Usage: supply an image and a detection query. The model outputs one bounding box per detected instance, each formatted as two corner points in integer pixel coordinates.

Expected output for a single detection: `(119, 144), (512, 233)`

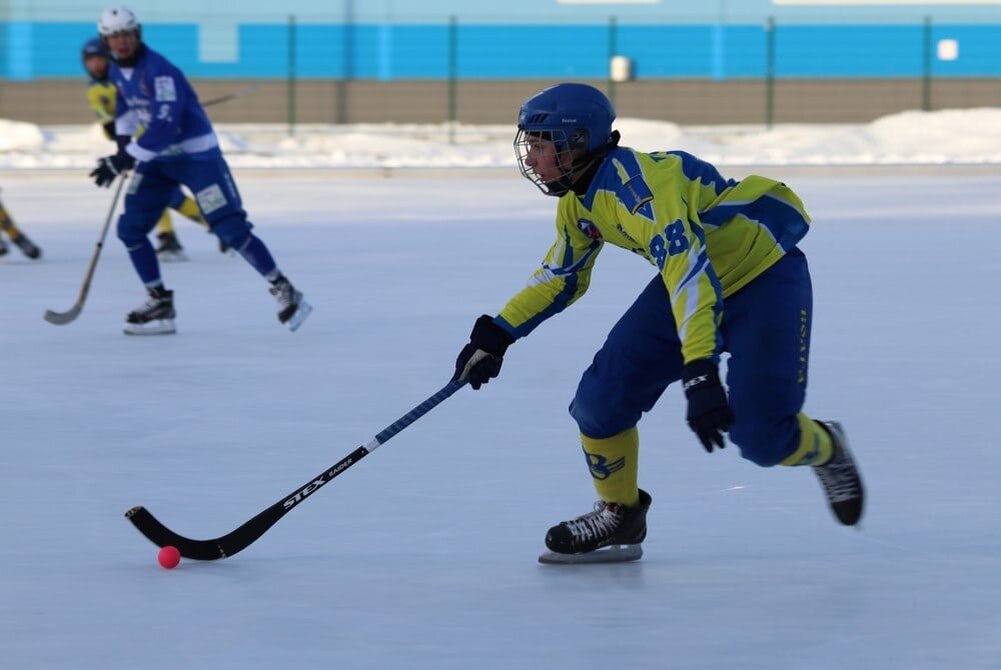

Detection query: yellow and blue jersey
(496, 148), (811, 364)
(86, 79), (117, 139)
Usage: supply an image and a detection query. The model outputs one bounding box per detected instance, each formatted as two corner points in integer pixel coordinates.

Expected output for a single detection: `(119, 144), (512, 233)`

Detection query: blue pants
(569, 248), (813, 467)
(117, 153), (251, 248)
(116, 152), (277, 286)
(166, 186), (188, 211)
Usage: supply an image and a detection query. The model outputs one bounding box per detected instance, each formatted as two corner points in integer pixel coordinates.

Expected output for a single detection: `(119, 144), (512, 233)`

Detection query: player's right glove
(90, 149), (135, 188)
(682, 358), (733, 453)
(452, 315), (515, 390)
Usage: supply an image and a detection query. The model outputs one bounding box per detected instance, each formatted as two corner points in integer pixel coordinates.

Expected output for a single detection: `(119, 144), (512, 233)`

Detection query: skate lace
(269, 280), (294, 307)
(135, 294), (166, 313)
(815, 457), (857, 503)
(563, 502), (622, 547)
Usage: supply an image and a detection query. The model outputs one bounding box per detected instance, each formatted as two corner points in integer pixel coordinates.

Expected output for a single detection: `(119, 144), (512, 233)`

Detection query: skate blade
(124, 319), (177, 336)
(157, 250), (189, 263)
(538, 543), (643, 565)
(285, 299), (313, 332)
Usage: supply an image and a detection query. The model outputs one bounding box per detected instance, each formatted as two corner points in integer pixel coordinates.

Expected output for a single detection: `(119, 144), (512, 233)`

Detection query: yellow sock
(154, 211), (174, 235)
(581, 427), (640, 506)
(0, 206), (19, 238)
(780, 413), (833, 466)
(177, 197), (207, 226)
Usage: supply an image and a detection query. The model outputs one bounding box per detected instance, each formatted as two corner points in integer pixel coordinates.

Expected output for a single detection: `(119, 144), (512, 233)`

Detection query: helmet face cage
(514, 83), (616, 197)
(514, 127), (586, 197)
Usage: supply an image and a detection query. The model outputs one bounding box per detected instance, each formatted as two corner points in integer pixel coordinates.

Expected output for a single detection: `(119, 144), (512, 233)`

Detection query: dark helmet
(82, 36), (109, 61)
(81, 36), (110, 78)
(514, 83), (617, 196)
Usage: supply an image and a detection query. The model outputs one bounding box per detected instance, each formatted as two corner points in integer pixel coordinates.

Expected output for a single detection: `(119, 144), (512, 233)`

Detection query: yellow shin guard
(780, 413), (834, 466)
(153, 211), (175, 234)
(581, 427), (640, 506)
(177, 197), (207, 226)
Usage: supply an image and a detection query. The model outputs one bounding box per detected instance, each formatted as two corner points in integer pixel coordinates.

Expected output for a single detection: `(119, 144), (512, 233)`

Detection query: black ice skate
(812, 421), (865, 526)
(539, 489), (652, 564)
(124, 287), (176, 335)
(155, 231), (188, 263)
(269, 275), (312, 332)
(10, 233), (41, 259)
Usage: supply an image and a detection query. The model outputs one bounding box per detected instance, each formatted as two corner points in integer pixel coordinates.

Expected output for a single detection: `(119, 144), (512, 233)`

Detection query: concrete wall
(2, 78), (999, 126)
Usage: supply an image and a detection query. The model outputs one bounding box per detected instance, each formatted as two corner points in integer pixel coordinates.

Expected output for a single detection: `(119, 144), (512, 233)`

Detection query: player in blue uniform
(82, 36), (214, 263)
(452, 83), (864, 563)
(90, 6), (311, 335)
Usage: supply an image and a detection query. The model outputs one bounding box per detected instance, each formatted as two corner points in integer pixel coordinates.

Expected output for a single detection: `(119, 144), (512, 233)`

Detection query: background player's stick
(202, 84), (260, 108)
(43, 173), (127, 325)
(126, 379), (467, 560)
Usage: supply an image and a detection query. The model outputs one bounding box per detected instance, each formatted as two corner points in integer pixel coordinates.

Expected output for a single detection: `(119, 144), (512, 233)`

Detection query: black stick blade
(44, 305), (82, 325)
(125, 506), (229, 561)
(122, 382), (466, 562)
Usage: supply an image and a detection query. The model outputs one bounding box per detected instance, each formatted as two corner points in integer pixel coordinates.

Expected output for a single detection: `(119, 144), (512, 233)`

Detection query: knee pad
(116, 214), (148, 247)
(209, 214), (252, 249)
(569, 387), (640, 441)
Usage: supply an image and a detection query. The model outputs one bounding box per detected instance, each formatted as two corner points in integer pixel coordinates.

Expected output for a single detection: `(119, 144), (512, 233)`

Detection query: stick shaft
(202, 85), (260, 108)
(44, 174), (127, 325)
(126, 379), (467, 560)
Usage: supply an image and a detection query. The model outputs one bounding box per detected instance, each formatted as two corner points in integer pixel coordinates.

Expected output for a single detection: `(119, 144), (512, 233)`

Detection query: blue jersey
(109, 45), (218, 162)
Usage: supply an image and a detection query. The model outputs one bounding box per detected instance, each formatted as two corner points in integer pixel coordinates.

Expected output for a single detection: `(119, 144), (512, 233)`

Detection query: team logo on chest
(576, 218), (602, 240)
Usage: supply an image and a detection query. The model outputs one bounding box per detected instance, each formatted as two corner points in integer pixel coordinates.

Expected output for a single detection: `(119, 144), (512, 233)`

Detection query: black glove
(452, 315), (515, 390)
(90, 150), (136, 187)
(682, 359), (733, 453)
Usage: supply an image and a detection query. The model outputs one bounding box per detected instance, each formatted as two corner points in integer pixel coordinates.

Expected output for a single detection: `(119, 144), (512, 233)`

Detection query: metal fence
(2, 13), (1000, 128)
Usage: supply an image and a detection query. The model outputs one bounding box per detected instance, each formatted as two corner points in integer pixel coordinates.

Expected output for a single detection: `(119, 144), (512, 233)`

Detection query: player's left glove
(452, 315), (515, 390)
(682, 358), (733, 453)
(90, 150), (135, 188)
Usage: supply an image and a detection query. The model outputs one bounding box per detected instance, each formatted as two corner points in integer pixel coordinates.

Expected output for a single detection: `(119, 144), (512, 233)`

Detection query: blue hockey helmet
(81, 36), (110, 78)
(82, 36), (109, 61)
(514, 83), (617, 196)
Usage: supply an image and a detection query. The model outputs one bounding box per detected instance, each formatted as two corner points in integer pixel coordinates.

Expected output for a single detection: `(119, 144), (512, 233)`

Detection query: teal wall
(3, 19), (1000, 81)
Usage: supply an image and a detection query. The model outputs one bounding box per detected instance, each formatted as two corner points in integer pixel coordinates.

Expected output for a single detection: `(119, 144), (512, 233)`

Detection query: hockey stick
(43, 173), (128, 325)
(126, 378), (467, 560)
(202, 84), (260, 108)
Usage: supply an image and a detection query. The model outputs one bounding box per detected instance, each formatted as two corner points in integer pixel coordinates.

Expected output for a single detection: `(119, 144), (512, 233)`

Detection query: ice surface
(1, 165), (999, 669)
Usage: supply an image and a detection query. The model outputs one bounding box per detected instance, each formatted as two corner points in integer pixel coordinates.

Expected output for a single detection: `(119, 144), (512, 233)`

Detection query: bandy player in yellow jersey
(0, 187), (42, 260)
(451, 83), (864, 564)
(82, 36), (215, 262)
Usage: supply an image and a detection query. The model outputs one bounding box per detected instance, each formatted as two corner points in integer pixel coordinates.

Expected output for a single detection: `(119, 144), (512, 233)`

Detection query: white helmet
(98, 6), (140, 37)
